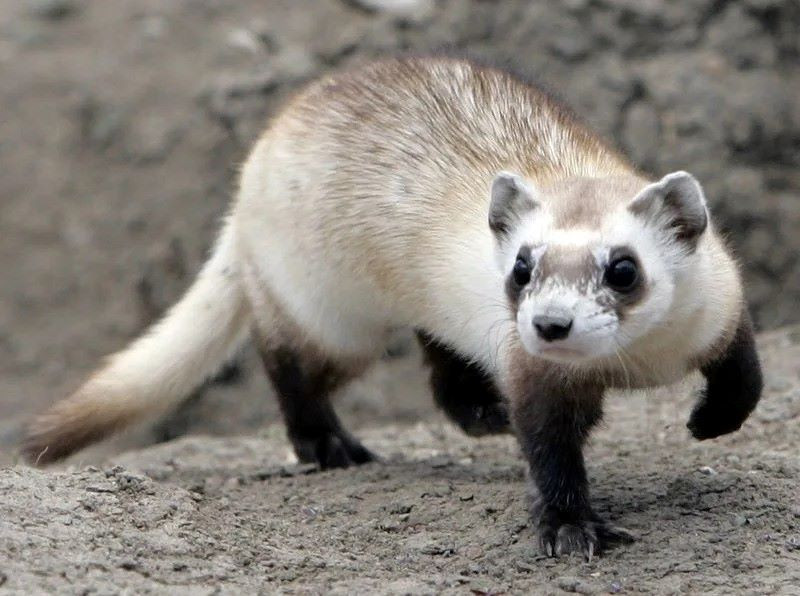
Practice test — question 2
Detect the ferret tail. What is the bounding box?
[22,217,251,464]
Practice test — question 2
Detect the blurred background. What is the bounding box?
[1,0,798,454]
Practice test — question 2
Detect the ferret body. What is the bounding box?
[24,57,762,558]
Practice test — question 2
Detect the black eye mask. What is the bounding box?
[602,247,648,315]
[505,245,534,307]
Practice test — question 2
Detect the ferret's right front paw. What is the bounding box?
[536,508,635,560]
[538,518,598,560]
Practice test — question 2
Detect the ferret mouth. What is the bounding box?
[536,345,590,361]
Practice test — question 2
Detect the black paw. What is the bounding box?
[454,401,511,437]
[687,395,749,441]
[292,432,377,470]
[537,512,635,560]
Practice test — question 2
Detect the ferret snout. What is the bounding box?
[533,313,573,342]
[517,290,621,362]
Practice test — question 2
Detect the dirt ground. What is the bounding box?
[3,326,799,594]
[1,1,799,594]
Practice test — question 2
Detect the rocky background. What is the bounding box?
[1,0,799,442]
[1,1,799,592]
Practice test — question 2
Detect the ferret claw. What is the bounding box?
[537,516,633,559]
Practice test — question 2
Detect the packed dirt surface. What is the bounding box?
[3,325,800,594]
[2,1,800,594]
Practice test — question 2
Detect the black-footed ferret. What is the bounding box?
[23,56,762,559]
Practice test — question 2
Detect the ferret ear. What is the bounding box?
[489,171,540,239]
[628,171,708,247]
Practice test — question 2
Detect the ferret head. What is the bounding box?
[489,170,709,365]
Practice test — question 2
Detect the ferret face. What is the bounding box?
[488,171,708,365]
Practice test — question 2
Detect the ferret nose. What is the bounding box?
[533,314,573,342]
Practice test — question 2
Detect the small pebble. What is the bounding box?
[301,505,320,520]
[698,466,718,476]
[463,545,484,559]
[389,503,413,514]
[557,576,597,595]
[379,519,400,532]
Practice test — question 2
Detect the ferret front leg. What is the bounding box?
[511,379,633,559]
[688,308,763,440]
[416,331,510,436]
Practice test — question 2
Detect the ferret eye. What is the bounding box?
[512,255,531,286]
[605,257,638,292]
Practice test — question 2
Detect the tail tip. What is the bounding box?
[21,416,85,466]
[20,390,129,466]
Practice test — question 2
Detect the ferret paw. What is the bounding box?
[687,398,746,440]
[293,432,377,470]
[458,402,511,437]
[537,514,634,560]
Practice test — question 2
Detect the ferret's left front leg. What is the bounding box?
[510,378,633,559]
[688,308,763,440]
